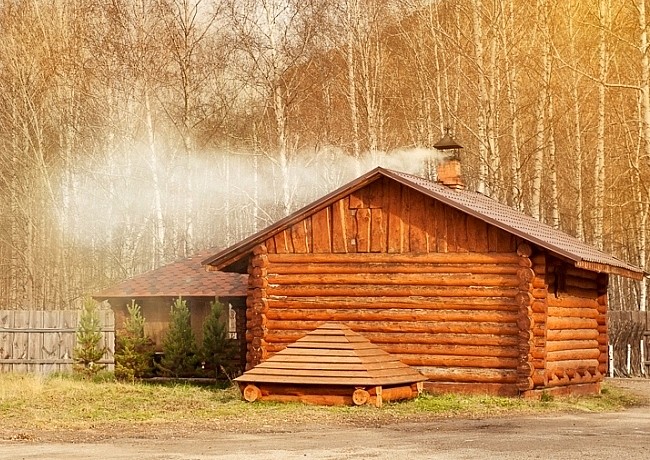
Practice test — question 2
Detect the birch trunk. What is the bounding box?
[144,87,166,268]
[345,1,362,175]
[472,0,489,194]
[502,0,523,210]
[636,0,650,310]
[531,0,550,221]
[567,0,585,240]
[593,0,609,250]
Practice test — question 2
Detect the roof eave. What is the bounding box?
[574,260,644,281]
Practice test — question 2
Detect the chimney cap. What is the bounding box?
[434,127,464,151]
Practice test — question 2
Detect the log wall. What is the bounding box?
[241,178,607,395]
[239,179,528,393]
[543,258,606,388]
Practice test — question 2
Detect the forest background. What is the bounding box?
[1,0,648,312]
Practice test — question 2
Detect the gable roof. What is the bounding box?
[202,167,643,280]
[235,322,427,386]
[94,249,248,299]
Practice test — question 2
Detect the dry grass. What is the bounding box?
[0,373,643,440]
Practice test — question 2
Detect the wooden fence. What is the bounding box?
[0,310,114,374]
[608,310,649,377]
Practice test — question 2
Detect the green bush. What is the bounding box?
[115,300,155,382]
[159,297,199,377]
[73,297,106,378]
[201,299,238,379]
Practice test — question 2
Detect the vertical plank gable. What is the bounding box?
[273,230,292,253]
[386,181,403,253]
[446,207,459,252]
[434,200,448,252]
[408,189,428,253]
[290,220,309,253]
[332,198,349,253]
[466,215,489,253]
[349,179,384,209]
[400,184,411,252]
[356,208,371,252]
[311,207,332,253]
[370,208,386,252]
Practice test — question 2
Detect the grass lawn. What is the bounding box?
[0,372,642,437]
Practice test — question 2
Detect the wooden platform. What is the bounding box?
[235,322,427,406]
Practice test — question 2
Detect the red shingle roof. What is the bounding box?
[235,322,427,387]
[202,167,643,280]
[95,249,247,299]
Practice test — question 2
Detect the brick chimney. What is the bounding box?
[436,157,464,189]
[433,128,464,190]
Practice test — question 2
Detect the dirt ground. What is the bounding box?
[2,378,650,460]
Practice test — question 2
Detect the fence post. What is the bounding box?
[641,340,646,377]
[608,344,614,378]
[627,344,632,375]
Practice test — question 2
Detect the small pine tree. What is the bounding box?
[73,297,106,378]
[115,300,155,382]
[201,299,238,379]
[159,297,198,377]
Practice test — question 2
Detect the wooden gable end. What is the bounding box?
[264,177,516,255]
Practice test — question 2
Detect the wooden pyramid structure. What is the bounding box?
[235,322,427,407]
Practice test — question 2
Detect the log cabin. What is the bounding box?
[94,249,248,368]
[202,162,644,397]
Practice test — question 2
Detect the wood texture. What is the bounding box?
[0,310,115,373]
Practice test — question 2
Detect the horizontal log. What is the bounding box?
[531,349,546,361]
[517,268,535,282]
[531,300,546,313]
[266,252,521,265]
[519,258,533,268]
[262,345,520,369]
[266,296,519,312]
[381,386,417,402]
[265,308,518,324]
[546,317,598,330]
[265,331,520,348]
[515,292,534,307]
[546,340,599,352]
[379,343,520,359]
[547,306,598,319]
[270,263,520,275]
[532,277,546,289]
[531,312,545,326]
[397,355,519,369]
[418,366,518,384]
[547,329,599,341]
[267,285,520,298]
[264,320,520,335]
[258,393,353,406]
[532,288,547,299]
[547,349,600,362]
[547,295,598,309]
[532,369,546,386]
[564,266,600,280]
[546,358,600,370]
[564,275,598,290]
[268,273,521,287]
